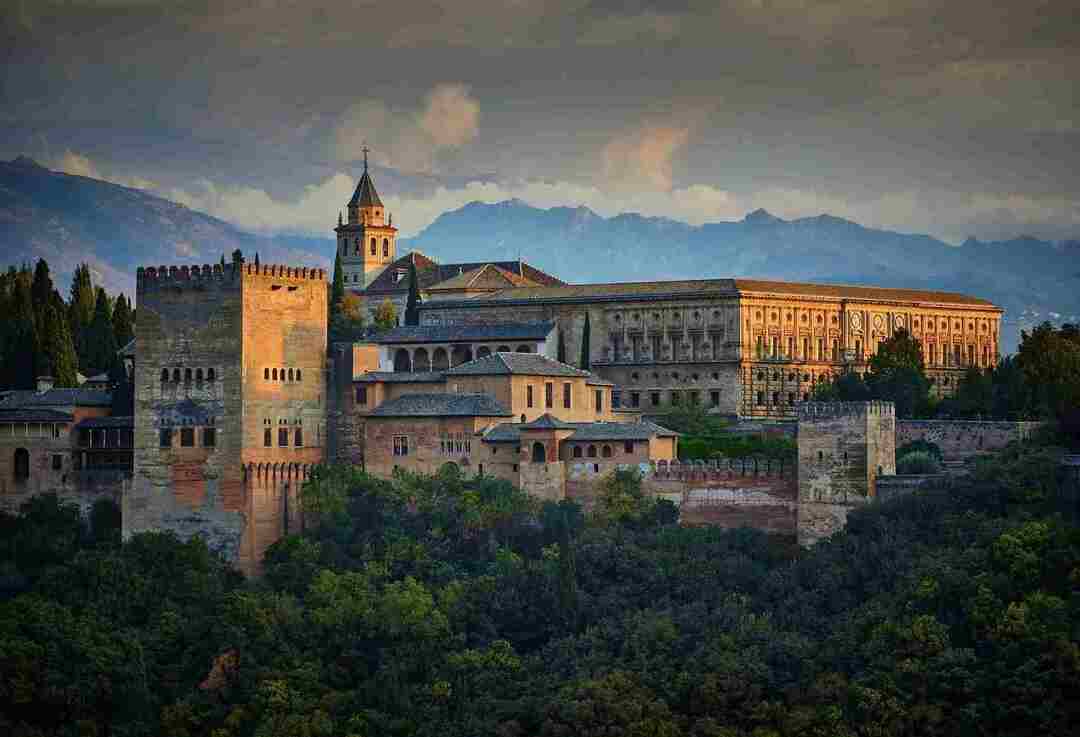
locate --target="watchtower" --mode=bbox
[335,147,397,289]
[127,260,328,574]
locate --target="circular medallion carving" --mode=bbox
[894,315,906,330]
[873,314,885,331]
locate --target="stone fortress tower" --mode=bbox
[126,259,327,575]
[334,147,398,289]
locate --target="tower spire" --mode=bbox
[362,143,369,173]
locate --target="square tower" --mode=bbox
[128,261,328,574]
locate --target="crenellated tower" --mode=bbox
[335,147,397,289]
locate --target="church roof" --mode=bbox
[445,352,591,378]
[348,169,383,209]
[426,264,540,292]
[362,251,564,295]
[414,277,1000,309]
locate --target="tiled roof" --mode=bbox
[363,251,564,295]
[355,371,447,384]
[0,408,74,423]
[0,388,112,408]
[586,375,615,386]
[369,393,512,417]
[520,413,577,430]
[348,169,383,208]
[482,419,678,444]
[426,264,540,291]
[446,352,592,378]
[76,416,134,429]
[416,276,999,309]
[377,322,555,345]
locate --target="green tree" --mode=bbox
[404,260,421,326]
[31,258,53,314]
[557,329,567,363]
[68,263,96,371]
[111,293,134,350]
[1016,322,1080,419]
[2,269,38,388]
[38,302,79,387]
[373,298,398,332]
[85,287,117,374]
[330,250,345,314]
[579,312,591,370]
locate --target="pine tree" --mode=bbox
[31,258,53,314]
[86,287,117,374]
[404,261,421,326]
[68,264,96,371]
[111,293,135,350]
[38,303,79,387]
[579,312,591,370]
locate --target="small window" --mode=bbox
[278,428,288,447]
[161,368,169,382]
[195,368,203,383]
[650,392,661,406]
[264,368,270,380]
[264,429,272,447]
[563,383,572,409]
[180,428,195,447]
[184,368,192,383]
[527,385,534,408]
[393,435,409,456]
[710,390,720,407]
[370,237,377,255]
[280,368,286,382]
[207,368,215,382]
[601,445,613,458]
[296,369,301,381]
[383,238,389,257]
[294,428,303,447]
[587,445,597,458]
[173,368,181,382]
[623,441,634,454]
[159,428,172,448]
[356,386,368,405]
[573,446,582,458]
[288,368,294,381]
[272,368,278,380]
[595,389,602,412]
[545,382,553,409]
[51,454,63,470]
[203,428,216,447]
[630,391,640,408]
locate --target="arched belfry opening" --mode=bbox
[531,442,546,463]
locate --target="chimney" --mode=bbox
[36,376,54,393]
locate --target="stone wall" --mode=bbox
[896,420,1044,460]
[874,474,947,503]
[519,461,565,501]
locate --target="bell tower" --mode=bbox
[334,147,397,289]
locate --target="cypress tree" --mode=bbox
[579,312,591,371]
[109,357,133,415]
[111,293,135,349]
[31,258,53,315]
[86,287,117,374]
[5,273,38,389]
[331,250,345,312]
[68,264,96,370]
[557,329,567,363]
[404,261,421,326]
[38,303,79,387]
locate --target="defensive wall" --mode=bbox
[896,419,1044,460]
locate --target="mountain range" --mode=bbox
[3,156,1078,352]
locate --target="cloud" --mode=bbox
[49,150,158,191]
[601,125,690,191]
[333,84,480,174]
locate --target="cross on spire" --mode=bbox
[362,143,370,172]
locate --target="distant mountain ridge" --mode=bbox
[2,156,1077,352]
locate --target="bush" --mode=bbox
[896,439,943,462]
[897,450,941,475]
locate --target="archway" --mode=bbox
[497,345,511,352]
[515,344,532,353]
[451,346,473,367]
[393,348,411,373]
[13,448,29,482]
[413,348,431,372]
[476,346,492,359]
[432,348,449,371]
[531,441,546,463]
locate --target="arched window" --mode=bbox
[531,442,546,463]
[382,238,389,257]
[572,446,582,458]
[601,445,612,458]
[370,237,377,255]
[288,368,294,381]
[207,368,216,382]
[413,349,430,372]
[264,429,272,447]
[497,345,510,352]
[355,239,360,255]
[280,368,285,381]
[272,368,278,380]
[521,414,526,423]
[295,369,301,381]
[476,346,491,359]
[184,368,192,383]
[173,368,181,382]
[393,349,411,372]
[195,368,203,383]
[432,348,449,370]
[515,344,531,353]
[587,445,597,458]
[161,368,169,382]
[264,367,270,380]
[13,448,30,482]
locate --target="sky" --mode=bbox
[2,0,1078,243]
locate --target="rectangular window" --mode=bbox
[393,435,409,456]
[595,389,602,412]
[159,428,172,448]
[356,386,368,405]
[650,391,661,406]
[624,441,634,454]
[264,429,272,447]
[294,428,303,447]
[527,385,534,408]
[202,428,216,447]
[545,382,553,409]
[278,428,288,447]
[671,390,681,406]
[180,428,195,447]
[51,454,62,470]
[710,390,720,407]
[563,383,572,409]
[630,391,641,408]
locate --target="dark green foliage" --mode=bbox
[679,433,796,461]
[111,292,134,350]
[3,441,1080,736]
[897,438,944,462]
[579,311,591,370]
[896,450,941,474]
[1,268,38,389]
[37,302,79,387]
[68,263,96,370]
[330,249,345,312]
[405,260,421,326]
[84,286,117,374]
[814,331,931,417]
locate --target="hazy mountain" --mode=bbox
[403,199,1080,352]
[3,157,1076,352]
[0,156,331,297]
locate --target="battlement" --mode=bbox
[137,263,326,292]
[797,400,895,420]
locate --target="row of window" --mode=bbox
[263,428,305,447]
[525,383,604,412]
[627,370,723,384]
[347,237,391,258]
[0,422,66,439]
[263,367,303,382]
[614,335,727,362]
[620,389,721,409]
[440,433,472,456]
[753,335,994,368]
[160,427,216,448]
[569,442,635,459]
[161,367,217,383]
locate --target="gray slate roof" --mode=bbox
[0,408,74,423]
[369,393,512,417]
[361,251,564,296]
[355,371,447,384]
[446,352,591,378]
[377,322,554,345]
[482,419,677,443]
[0,388,112,408]
[520,413,576,430]
[348,169,383,208]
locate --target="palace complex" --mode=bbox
[1,161,1004,573]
